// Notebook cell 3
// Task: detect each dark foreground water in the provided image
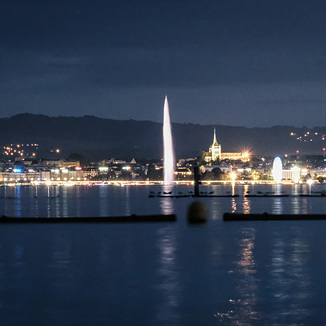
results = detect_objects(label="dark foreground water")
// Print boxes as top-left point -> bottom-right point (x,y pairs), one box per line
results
1,183 -> 326,325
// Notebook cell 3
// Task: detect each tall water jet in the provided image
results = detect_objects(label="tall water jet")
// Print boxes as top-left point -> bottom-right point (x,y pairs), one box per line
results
163,96 -> 174,186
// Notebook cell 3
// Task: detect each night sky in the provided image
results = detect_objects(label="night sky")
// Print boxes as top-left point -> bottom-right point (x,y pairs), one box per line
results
1,0 -> 326,127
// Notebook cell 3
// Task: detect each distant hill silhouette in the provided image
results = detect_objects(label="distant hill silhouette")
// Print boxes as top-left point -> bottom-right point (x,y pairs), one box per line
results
0,113 -> 325,160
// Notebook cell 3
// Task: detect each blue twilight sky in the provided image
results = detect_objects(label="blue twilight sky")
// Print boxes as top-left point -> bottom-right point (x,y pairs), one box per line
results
1,0 -> 326,127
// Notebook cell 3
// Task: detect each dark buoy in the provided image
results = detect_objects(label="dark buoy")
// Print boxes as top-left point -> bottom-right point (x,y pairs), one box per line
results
187,201 -> 208,224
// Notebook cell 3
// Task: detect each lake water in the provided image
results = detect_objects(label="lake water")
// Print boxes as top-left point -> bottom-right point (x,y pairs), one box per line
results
1,183 -> 326,325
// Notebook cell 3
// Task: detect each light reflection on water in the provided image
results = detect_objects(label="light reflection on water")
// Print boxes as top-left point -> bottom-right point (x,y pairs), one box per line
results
231,198 -> 236,213
2,183 -> 326,217
99,185 -> 108,217
242,185 -> 251,214
61,186 -> 68,217
231,182 -> 235,196
1,191 -> 326,325
50,229 -> 74,288
213,223 -> 318,325
124,186 -> 131,216
271,197 -> 283,214
291,196 -> 300,214
160,185 -> 175,215
16,186 -> 21,217
231,182 -> 237,213
160,197 -> 174,215
267,228 -> 312,324
156,226 -> 179,323
273,183 -> 282,195
215,227 -> 260,325
271,184 -> 283,214
235,227 -> 260,324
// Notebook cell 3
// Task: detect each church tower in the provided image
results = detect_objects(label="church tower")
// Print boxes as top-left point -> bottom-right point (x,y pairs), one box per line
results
209,128 -> 221,161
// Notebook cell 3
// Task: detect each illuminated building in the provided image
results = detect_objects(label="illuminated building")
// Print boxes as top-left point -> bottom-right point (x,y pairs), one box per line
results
204,128 -> 249,162
221,152 -> 249,161
174,167 -> 192,176
205,128 -> 221,162
41,159 -> 80,168
282,166 -> 301,183
200,165 -> 232,173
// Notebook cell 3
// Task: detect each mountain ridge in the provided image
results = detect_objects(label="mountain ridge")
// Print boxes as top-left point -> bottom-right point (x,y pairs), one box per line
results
1,114 -> 325,160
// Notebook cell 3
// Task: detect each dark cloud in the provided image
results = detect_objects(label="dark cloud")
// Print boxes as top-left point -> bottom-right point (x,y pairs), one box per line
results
0,0 -> 326,126
2,0 -> 325,49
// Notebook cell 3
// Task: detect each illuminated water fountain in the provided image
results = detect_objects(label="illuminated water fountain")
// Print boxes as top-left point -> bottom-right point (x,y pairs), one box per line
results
163,96 -> 174,186
272,157 -> 283,183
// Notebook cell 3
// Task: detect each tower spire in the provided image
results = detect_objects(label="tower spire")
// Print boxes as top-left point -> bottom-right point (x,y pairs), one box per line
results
209,127 -> 221,161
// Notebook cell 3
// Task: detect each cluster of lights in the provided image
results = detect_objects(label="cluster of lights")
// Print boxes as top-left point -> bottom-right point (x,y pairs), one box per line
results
2,144 -> 38,157
290,131 -> 326,143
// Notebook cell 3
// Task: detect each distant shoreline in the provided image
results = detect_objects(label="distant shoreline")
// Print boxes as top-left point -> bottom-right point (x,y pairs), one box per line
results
0,180 -> 310,187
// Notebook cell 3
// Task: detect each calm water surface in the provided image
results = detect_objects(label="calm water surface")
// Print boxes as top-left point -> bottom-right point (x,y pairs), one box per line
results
1,183 -> 326,325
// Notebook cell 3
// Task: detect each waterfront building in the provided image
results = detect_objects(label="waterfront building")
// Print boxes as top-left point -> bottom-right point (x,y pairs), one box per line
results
41,159 -> 80,168
221,152 -> 249,161
282,167 -> 301,182
2,170 -> 43,183
174,167 -> 192,176
82,167 -> 98,179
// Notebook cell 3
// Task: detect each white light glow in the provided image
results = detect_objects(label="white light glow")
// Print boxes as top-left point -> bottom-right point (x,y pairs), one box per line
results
272,157 -> 283,183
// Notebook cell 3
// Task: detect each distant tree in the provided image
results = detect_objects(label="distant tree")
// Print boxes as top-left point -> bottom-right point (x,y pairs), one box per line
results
301,173 -> 312,182
67,153 -> 90,167
240,170 -> 251,180
251,170 -> 261,181
118,170 -> 132,181
259,174 -> 273,181
201,172 -> 211,180
211,167 -> 223,180
107,170 -> 117,179
90,174 -> 108,181
147,164 -> 163,180
196,151 -> 207,166
211,158 -> 221,165
133,170 -> 146,181
175,172 -> 193,181
242,161 -> 250,168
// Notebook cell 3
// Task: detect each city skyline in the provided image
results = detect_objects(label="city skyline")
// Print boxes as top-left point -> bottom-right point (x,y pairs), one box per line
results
1,1 -> 326,127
